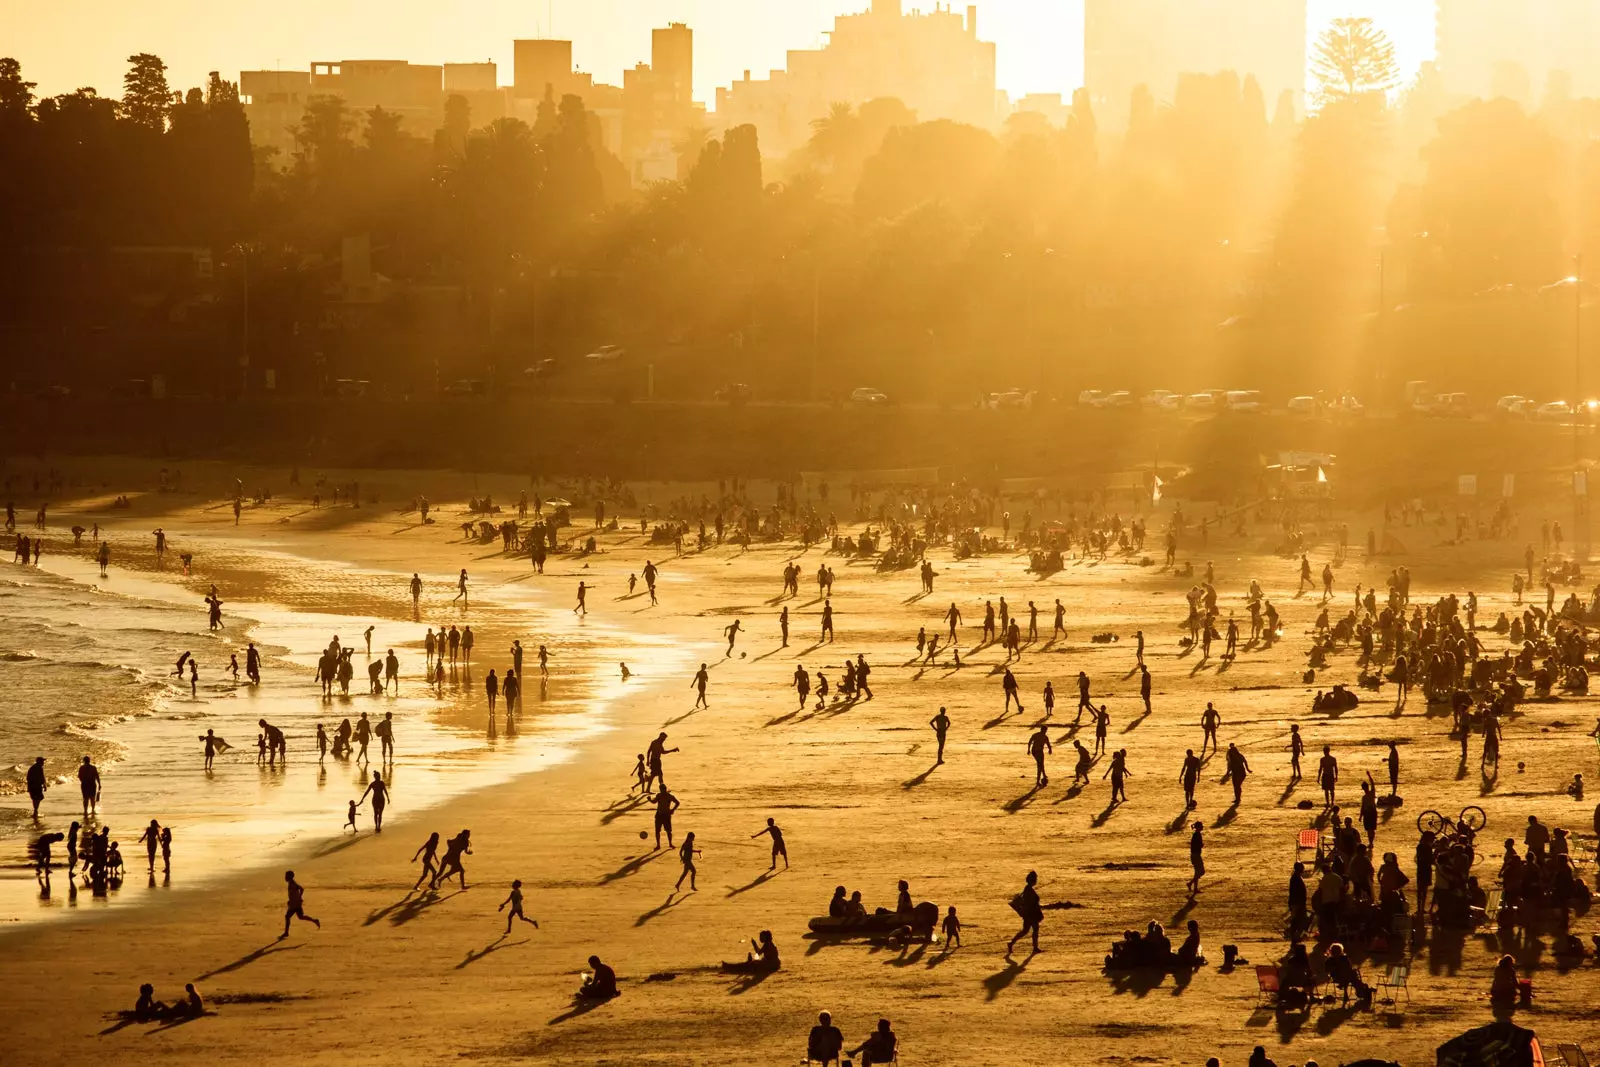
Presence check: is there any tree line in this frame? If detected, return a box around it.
[4,21,1600,402]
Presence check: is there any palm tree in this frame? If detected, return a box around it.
[806,102,858,171]
[1311,18,1399,109]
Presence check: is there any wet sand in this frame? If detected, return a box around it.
[2,462,1597,1065]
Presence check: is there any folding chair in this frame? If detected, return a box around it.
[1295,828,1321,860]
[1557,1043,1592,1067]
[1378,963,1410,1008]
[1255,964,1281,1008]
[1482,887,1503,925]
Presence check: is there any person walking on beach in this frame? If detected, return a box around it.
[675,831,702,891]
[1187,821,1206,895]
[753,817,789,870]
[1200,703,1221,754]
[360,770,392,832]
[502,668,519,721]
[97,540,110,576]
[1317,745,1339,807]
[77,756,100,816]
[1006,870,1044,957]
[1287,724,1304,782]
[1223,743,1251,806]
[499,880,539,933]
[653,787,680,850]
[281,870,321,939]
[793,665,811,709]
[779,607,790,647]
[486,668,499,713]
[1093,705,1110,755]
[646,732,677,792]
[354,713,372,763]
[139,819,161,870]
[1179,749,1202,808]
[385,649,399,692]
[1104,748,1131,802]
[691,663,710,708]
[433,829,472,889]
[454,569,469,607]
[411,832,440,888]
[643,560,658,605]
[1139,664,1152,715]
[259,719,286,765]
[376,712,394,762]
[945,601,963,643]
[1075,672,1093,721]
[1028,724,1053,787]
[26,756,47,818]
[316,724,328,762]
[538,644,549,677]
[930,707,951,763]
[821,599,834,642]
[159,825,172,873]
[410,573,422,609]
[1386,741,1401,796]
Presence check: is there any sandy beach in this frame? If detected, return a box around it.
[2,458,1597,1065]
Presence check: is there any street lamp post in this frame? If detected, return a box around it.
[1576,254,1589,559]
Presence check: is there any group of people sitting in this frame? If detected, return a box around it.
[131,982,204,1022]
[1276,941,1371,1011]
[806,1012,898,1066]
[1103,919,1206,971]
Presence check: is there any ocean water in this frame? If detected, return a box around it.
[0,546,690,924]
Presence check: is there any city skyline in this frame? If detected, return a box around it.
[8,0,1436,109]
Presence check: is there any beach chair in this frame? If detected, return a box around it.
[1555,1043,1592,1067]
[1295,828,1322,860]
[1255,965,1281,1008]
[1378,963,1411,1008]
[1483,887,1503,925]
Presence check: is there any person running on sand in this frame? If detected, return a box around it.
[433,830,472,889]
[499,879,539,933]
[691,663,710,708]
[280,870,321,939]
[344,799,360,833]
[412,832,440,888]
[724,619,742,656]
[454,569,469,606]
[752,817,788,870]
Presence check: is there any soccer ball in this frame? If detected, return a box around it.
[639,830,648,840]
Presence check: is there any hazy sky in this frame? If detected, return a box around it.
[7,0,1437,107]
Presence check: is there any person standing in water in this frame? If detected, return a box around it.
[575,581,588,615]
[138,819,162,871]
[77,756,101,817]
[358,771,392,832]
[26,756,47,818]
[376,712,394,762]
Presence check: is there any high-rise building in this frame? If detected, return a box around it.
[1436,0,1600,106]
[513,38,579,100]
[240,69,312,162]
[715,1,997,159]
[624,24,701,184]
[1084,0,1306,129]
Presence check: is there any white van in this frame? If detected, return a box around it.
[1224,390,1262,413]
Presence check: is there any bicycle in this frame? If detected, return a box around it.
[1417,805,1487,839]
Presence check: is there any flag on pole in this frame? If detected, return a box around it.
[1151,473,1163,504]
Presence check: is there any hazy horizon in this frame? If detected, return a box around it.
[6,0,1435,108]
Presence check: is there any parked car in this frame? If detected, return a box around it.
[1140,389,1177,409]
[1077,389,1107,407]
[986,389,1036,409]
[523,359,558,380]
[1287,395,1320,416]
[1496,395,1533,418]
[713,383,752,406]
[584,344,626,363]
[1186,392,1218,412]
[1224,390,1262,413]
[1102,390,1135,408]
[1536,400,1573,422]
[443,379,486,397]
[850,386,889,405]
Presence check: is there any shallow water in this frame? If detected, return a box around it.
[0,545,690,925]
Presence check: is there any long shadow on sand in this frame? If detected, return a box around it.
[984,955,1030,1000]
[600,850,665,884]
[195,940,304,981]
[457,935,530,969]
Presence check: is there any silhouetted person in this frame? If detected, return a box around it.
[1006,870,1044,955]
[753,817,788,869]
[433,829,472,889]
[929,707,950,763]
[499,879,539,933]
[412,831,440,888]
[25,756,46,817]
[280,870,321,939]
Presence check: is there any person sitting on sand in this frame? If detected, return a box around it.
[845,890,866,920]
[134,984,167,1021]
[848,1018,898,1067]
[577,955,618,1000]
[721,930,780,974]
[1176,919,1206,968]
[828,886,848,919]
[1490,954,1521,1005]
